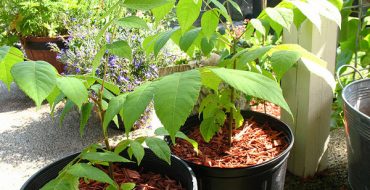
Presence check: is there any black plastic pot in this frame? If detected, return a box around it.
[21,148,198,190]
[177,110,294,190]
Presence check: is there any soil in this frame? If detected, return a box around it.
[79,164,185,190]
[171,119,288,168]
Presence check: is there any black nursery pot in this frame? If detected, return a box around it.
[178,110,294,190]
[21,148,198,190]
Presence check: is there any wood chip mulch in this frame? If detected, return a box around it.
[79,164,185,190]
[171,119,288,168]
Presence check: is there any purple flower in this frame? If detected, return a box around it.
[56,54,61,60]
[96,69,100,76]
[105,33,111,43]
[108,56,117,67]
[75,68,81,73]
[71,17,77,22]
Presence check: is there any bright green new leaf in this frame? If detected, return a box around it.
[145,137,171,164]
[11,61,57,108]
[56,77,88,110]
[154,28,179,56]
[290,1,321,31]
[152,0,175,24]
[180,28,201,52]
[121,183,136,190]
[270,50,301,80]
[209,68,292,116]
[130,140,145,164]
[41,173,79,190]
[103,94,127,132]
[122,82,154,136]
[115,16,149,30]
[66,163,115,186]
[122,0,169,10]
[176,0,202,33]
[106,40,132,61]
[80,102,93,137]
[265,8,293,31]
[0,46,23,89]
[201,9,219,37]
[153,69,201,140]
[59,100,75,127]
[81,152,132,163]
[250,19,266,36]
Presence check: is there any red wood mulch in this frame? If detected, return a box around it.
[172,102,286,168]
[79,164,185,190]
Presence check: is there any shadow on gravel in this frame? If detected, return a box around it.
[0,106,122,167]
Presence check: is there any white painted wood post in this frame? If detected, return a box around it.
[281,17,338,177]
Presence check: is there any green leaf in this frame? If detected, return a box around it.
[200,68,221,91]
[265,8,293,31]
[95,78,121,95]
[154,127,199,153]
[153,69,201,140]
[232,108,243,128]
[51,93,65,117]
[200,117,220,142]
[227,0,242,16]
[81,152,132,163]
[46,87,61,109]
[234,46,273,64]
[250,19,266,36]
[309,0,341,28]
[328,0,343,10]
[180,28,201,52]
[80,102,93,137]
[114,140,131,154]
[176,0,202,32]
[0,46,24,89]
[122,0,170,10]
[103,94,127,132]
[106,40,132,61]
[66,163,115,185]
[154,28,179,56]
[210,0,231,22]
[92,46,107,76]
[59,100,75,127]
[41,173,79,190]
[115,16,149,30]
[201,9,219,37]
[201,37,214,56]
[122,82,154,135]
[270,50,301,80]
[209,67,292,116]
[130,140,144,164]
[143,33,160,56]
[290,1,321,31]
[121,183,136,190]
[11,61,57,108]
[145,137,171,164]
[56,77,88,110]
[152,0,175,24]
[90,84,115,100]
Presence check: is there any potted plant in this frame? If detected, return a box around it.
[141,0,340,189]
[0,1,199,189]
[0,0,95,73]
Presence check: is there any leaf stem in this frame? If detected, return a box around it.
[228,38,237,147]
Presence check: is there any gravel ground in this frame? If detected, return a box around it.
[0,82,349,190]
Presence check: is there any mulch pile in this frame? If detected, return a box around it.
[79,164,185,190]
[171,119,288,168]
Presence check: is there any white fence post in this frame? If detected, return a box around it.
[281,17,338,177]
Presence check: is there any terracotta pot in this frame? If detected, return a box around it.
[20,36,67,73]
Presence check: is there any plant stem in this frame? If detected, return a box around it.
[228,38,238,147]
